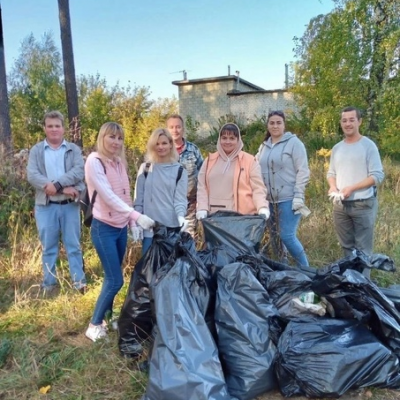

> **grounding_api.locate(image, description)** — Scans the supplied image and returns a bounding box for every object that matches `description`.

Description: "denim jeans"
[35,202,86,289]
[269,200,309,267]
[142,237,153,256]
[90,218,127,325]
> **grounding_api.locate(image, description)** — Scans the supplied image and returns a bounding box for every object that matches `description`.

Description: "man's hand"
[63,186,79,199]
[340,186,353,199]
[328,187,338,195]
[44,182,57,196]
[328,191,344,205]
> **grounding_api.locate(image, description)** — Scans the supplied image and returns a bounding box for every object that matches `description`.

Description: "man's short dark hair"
[341,107,362,120]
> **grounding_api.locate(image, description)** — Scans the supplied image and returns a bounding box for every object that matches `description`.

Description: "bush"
[0,154,35,246]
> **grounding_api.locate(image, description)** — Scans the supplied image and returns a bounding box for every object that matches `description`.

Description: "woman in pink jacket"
[84,122,154,342]
[196,123,269,220]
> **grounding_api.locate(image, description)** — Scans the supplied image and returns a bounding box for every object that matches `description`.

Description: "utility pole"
[58,0,82,147]
[0,1,13,155]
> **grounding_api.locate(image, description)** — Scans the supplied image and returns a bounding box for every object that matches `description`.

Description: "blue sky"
[2,0,335,100]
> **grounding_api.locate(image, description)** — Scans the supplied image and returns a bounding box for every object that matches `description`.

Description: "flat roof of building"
[172,75,265,91]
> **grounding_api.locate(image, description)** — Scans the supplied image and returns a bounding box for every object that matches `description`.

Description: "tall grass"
[0,152,400,399]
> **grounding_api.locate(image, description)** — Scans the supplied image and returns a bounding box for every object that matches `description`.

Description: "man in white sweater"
[327,106,384,277]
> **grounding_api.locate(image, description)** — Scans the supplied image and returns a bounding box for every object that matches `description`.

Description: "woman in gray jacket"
[256,111,310,267]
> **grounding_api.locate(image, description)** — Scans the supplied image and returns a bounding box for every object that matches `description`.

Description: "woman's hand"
[178,216,190,232]
[196,210,208,220]
[130,225,143,242]
[137,214,155,230]
[258,207,270,220]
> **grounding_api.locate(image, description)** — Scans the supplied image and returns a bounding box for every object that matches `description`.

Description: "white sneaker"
[111,320,118,331]
[85,324,108,342]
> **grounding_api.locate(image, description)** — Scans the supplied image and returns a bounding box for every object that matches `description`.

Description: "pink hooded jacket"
[197,123,268,215]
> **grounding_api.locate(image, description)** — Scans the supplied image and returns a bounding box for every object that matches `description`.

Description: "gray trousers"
[333,197,378,278]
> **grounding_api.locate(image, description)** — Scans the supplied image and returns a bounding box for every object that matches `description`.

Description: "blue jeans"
[142,237,153,256]
[90,218,127,325]
[269,200,309,267]
[35,202,86,289]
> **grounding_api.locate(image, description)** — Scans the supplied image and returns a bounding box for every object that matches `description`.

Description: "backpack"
[143,162,183,184]
[80,157,106,227]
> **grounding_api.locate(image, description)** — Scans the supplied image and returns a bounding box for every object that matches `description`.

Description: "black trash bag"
[118,224,182,358]
[317,250,396,276]
[215,262,279,400]
[233,255,293,343]
[198,244,244,276]
[201,211,267,255]
[276,318,400,398]
[142,256,231,400]
[312,268,400,358]
[151,238,214,327]
[198,213,267,292]
[381,285,400,312]
[370,253,396,272]
[257,253,318,279]
[255,265,320,320]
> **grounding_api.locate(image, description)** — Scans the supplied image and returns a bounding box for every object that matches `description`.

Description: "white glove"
[196,210,208,220]
[137,214,155,230]
[292,197,311,217]
[130,225,143,242]
[258,207,270,220]
[178,216,190,232]
[328,191,344,205]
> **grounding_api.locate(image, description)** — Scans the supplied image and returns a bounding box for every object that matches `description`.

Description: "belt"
[342,197,374,203]
[49,199,74,205]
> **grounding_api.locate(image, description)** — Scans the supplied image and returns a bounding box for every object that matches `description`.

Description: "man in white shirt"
[327,106,384,276]
[27,111,87,293]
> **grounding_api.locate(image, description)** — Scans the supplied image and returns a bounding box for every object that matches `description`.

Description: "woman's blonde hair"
[145,128,179,163]
[96,122,127,166]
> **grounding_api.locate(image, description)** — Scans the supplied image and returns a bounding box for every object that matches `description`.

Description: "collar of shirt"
[44,139,67,150]
[176,138,186,155]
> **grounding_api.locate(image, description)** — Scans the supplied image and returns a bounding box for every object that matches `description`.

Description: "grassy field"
[0,153,400,399]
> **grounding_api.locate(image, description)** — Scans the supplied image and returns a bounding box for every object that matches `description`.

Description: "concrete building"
[172,72,297,137]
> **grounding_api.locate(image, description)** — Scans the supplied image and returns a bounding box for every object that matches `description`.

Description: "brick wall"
[229,91,297,121]
[176,77,297,137]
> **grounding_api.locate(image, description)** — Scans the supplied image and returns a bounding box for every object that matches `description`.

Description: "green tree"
[136,96,178,147]
[8,33,65,148]
[77,74,114,148]
[291,0,400,152]
[110,85,153,152]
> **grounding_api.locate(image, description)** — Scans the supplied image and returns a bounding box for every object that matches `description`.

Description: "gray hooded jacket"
[256,132,309,203]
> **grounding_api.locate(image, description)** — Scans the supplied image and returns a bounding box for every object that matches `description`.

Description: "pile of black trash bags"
[117,211,400,400]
